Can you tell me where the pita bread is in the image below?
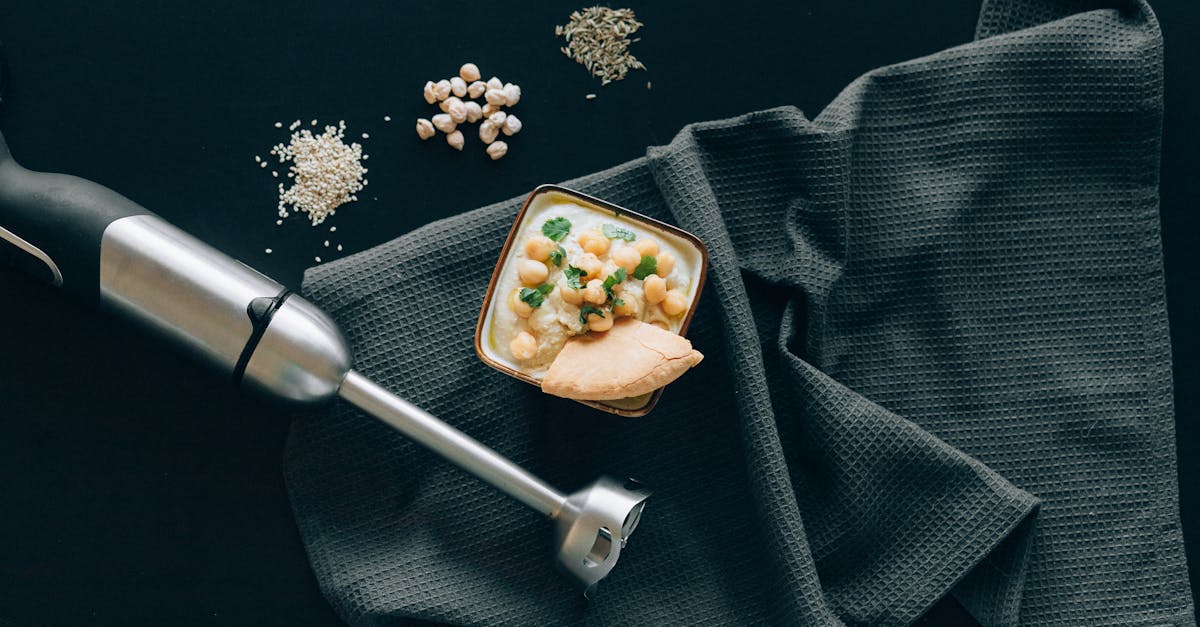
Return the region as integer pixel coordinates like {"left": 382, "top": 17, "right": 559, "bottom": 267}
{"left": 541, "top": 318, "right": 703, "bottom": 401}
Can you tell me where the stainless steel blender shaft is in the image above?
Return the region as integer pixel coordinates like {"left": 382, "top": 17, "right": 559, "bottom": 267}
{"left": 338, "top": 370, "right": 566, "bottom": 516}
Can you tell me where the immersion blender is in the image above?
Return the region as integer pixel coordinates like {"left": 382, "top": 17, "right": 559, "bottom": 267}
{"left": 0, "top": 50, "right": 648, "bottom": 592}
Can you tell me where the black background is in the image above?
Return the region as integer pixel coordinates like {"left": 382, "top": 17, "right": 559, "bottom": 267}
{"left": 0, "top": 1, "right": 1196, "bottom": 625}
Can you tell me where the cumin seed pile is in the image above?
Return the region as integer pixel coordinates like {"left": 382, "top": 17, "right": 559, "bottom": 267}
{"left": 555, "top": 6, "right": 646, "bottom": 85}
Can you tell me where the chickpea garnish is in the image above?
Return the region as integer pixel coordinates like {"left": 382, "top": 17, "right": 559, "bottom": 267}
{"left": 524, "top": 235, "right": 557, "bottom": 262}
{"left": 587, "top": 312, "right": 614, "bottom": 332}
{"left": 662, "top": 289, "right": 688, "bottom": 316}
{"left": 613, "top": 295, "right": 640, "bottom": 317}
{"left": 612, "top": 246, "right": 641, "bottom": 273}
{"left": 510, "top": 290, "right": 534, "bottom": 318}
{"left": 559, "top": 277, "right": 584, "bottom": 304}
{"left": 576, "top": 253, "right": 604, "bottom": 281}
{"left": 634, "top": 239, "right": 659, "bottom": 257}
{"left": 510, "top": 331, "right": 538, "bottom": 360}
{"left": 578, "top": 230, "right": 610, "bottom": 256}
{"left": 517, "top": 259, "right": 549, "bottom": 285}
{"left": 655, "top": 251, "right": 676, "bottom": 277}
{"left": 583, "top": 279, "right": 607, "bottom": 304}
{"left": 643, "top": 274, "right": 668, "bottom": 304}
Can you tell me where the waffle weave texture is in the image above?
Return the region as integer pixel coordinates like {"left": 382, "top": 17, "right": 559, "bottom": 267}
{"left": 284, "top": 0, "right": 1192, "bottom": 624}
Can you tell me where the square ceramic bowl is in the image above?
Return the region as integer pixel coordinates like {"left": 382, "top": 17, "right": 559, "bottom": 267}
{"left": 475, "top": 184, "right": 708, "bottom": 417}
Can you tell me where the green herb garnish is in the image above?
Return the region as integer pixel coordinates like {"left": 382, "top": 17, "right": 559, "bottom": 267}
{"left": 541, "top": 217, "right": 572, "bottom": 242}
{"left": 601, "top": 267, "right": 627, "bottom": 299}
{"left": 602, "top": 224, "right": 637, "bottom": 241}
{"left": 564, "top": 265, "right": 586, "bottom": 290}
{"left": 518, "top": 283, "right": 555, "bottom": 308}
{"left": 548, "top": 245, "right": 566, "bottom": 267}
{"left": 612, "top": 297, "right": 625, "bottom": 309}
{"left": 580, "top": 305, "right": 605, "bottom": 328}
{"left": 632, "top": 255, "right": 658, "bottom": 280}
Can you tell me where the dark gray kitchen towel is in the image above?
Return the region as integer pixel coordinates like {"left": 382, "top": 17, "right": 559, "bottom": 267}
{"left": 283, "top": 0, "right": 1192, "bottom": 624}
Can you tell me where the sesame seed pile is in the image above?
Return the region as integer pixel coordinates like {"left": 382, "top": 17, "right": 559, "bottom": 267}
{"left": 556, "top": 7, "right": 646, "bottom": 86}
{"left": 269, "top": 120, "right": 368, "bottom": 226}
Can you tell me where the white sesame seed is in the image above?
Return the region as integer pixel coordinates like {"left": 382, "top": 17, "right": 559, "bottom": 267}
{"left": 271, "top": 171, "right": 278, "bottom": 177}
{"left": 586, "top": 93, "right": 597, "bottom": 100}
{"left": 311, "top": 119, "right": 318, "bottom": 126}
{"left": 337, "top": 244, "right": 343, "bottom": 251}
{"left": 255, "top": 155, "right": 262, "bottom": 163}
{"left": 384, "top": 116, "right": 391, "bottom": 122}
{"left": 315, "top": 256, "right": 322, "bottom": 262}
{"left": 361, "top": 133, "right": 369, "bottom": 139}
{"left": 276, "top": 219, "right": 283, "bottom": 225}
{"left": 260, "top": 162, "right": 267, "bottom": 168}
{"left": 265, "top": 248, "right": 273, "bottom": 254}
{"left": 324, "top": 240, "right": 330, "bottom": 247}
{"left": 274, "top": 122, "right": 283, "bottom": 128}
{"left": 330, "top": 226, "right": 337, "bottom": 232}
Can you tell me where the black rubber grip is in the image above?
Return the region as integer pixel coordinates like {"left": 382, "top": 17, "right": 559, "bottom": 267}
{"left": 232, "top": 289, "right": 292, "bottom": 385}
{"left": 0, "top": 130, "right": 150, "bottom": 302}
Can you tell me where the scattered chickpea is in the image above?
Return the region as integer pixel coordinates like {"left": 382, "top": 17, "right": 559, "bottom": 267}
{"left": 518, "top": 259, "right": 548, "bottom": 285}
{"left": 487, "top": 141, "right": 509, "bottom": 160}
{"left": 587, "top": 312, "right": 614, "bottom": 332}
{"left": 613, "top": 295, "right": 640, "bottom": 317}
{"left": 488, "top": 111, "right": 507, "bottom": 126}
{"left": 662, "top": 289, "right": 688, "bottom": 316}
{"left": 485, "top": 89, "right": 508, "bottom": 106}
{"left": 415, "top": 118, "right": 435, "bottom": 140}
{"left": 460, "top": 63, "right": 481, "bottom": 82}
{"left": 431, "top": 114, "right": 456, "bottom": 133}
{"left": 656, "top": 251, "right": 676, "bottom": 277}
{"left": 612, "top": 247, "right": 641, "bottom": 272}
{"left": 634, "top": 239, "right": 659, "bottom": 257}
{"left": 434, "top": 79, "right": 452, "bottom": 100}
{"left": 479, "top": 120, "right": 500, "bottom": 144}
{"left": 446, "top": 98, "right": 467, "bottom": 123}
{"left": 487, "top": 76, "right": 503, "bottom": 90}
{"left": 423, "top": 81, "right": 438, "bottom": 104}
{"left": 502, "top": 83, "right": 521, "bottom": 106}
{"left": 510, "top": 331, "right": 538, "bottom": 360}
{"left": 446, "top": 130, "right": 465, "bottom": 151}
{"left": 524, "top": 235, "right": 556, "bottom": 262}
{"left": 583, "top": 279, "right": 607, "bottom": 304}
{"left": 576, "top": 253, "right": 604, "bottom": 280}
{"left": 559, "top": 278, "right": 584, "bottom": 304}
{"left": 510, "top": 290, "right": 534, "bottom": 318}
{"left": 482, "top": 103, "right": 501, "bottom": 117}
{"left": 502, "top": 115, "right": 522, "bottom": 136}
{"left": 578, "top": 230, "right": 610, "bottom": 256}
{"left": 644, "top": 275, "right": 668, "bottom": 304}
{"left": 464, "top": 101, "right": 483, "bottom": 123}
{"left": 450, "top": 76, "right": 468, "bottom": 98}
{"left": 467, "top": 81, "right": 487, "bottom": 99}
{"left": 649, "top": 319, "right": 670, "bottom": 330}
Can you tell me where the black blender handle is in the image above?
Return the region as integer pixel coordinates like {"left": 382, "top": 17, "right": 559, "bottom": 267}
{"left": 0, "top": 130, "right": 150, "bottom": 301}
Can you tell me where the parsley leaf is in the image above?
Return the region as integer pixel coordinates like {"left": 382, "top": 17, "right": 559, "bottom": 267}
{"left": 602, "top": 224, "right": 637, "bottom": 241}
{"left": 632, "top": 255, "right": 658, "bottom": 280}
{"left": 579, "top": 305, "right": 605, "bottom": 328}
{"left": 541, "top": 217, "right": 572, "bottom": 242}
{"left": 548, "top": 245, "right": 566, "bottom": 267}
{"left": 612, "top": 297, "right": 625, "bottom": 309}
{"left": 518, "top": 283, "right": 555, "bottom": 308}
{"left": 601, "top": 267, "right": 627, "bottom": 299}
{"left": 564, "top": 265, "right": 586, "bottom": 290}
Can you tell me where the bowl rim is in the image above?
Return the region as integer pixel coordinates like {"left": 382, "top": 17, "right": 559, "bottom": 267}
{"left": 473, "top": 184, "right": 710, "bottom": 417}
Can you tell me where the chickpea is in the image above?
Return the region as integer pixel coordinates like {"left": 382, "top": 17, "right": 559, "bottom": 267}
{"left": 559, "top": 279, "right": 584, "bottom": 304}
{"left": 587, "top": 312, "right": 614, "bottom": 332}
{"left": 649, "top": 319, "right": 670, "bottom": 330}
{"left": 524, "top": 235, "right": 556, "bottom": 262}
{"left": 510, "top": 331, "right": 538, "bottom": 360}
{"left": 612, "top": 246, "right": 641, "bottom": 273}
{"left": 583, "top": 279, "right": 607, "bottom": 304}
{"left": 518, "top": 259, "right": 549, "bottom": 286}
{"left": 634, "top": 239, "right": 659, "bottom": 257}
{"left": 655, "top": 251, "right": 676, "bottom": 277}
{"left": 613, "top": 295, "right": 640, "bottom": 317}
{"left": 510, "top": 290, "right": 533, "bottom": 318}
{"left": 578, "top": 230, "right": 610, "bottom": 256}
{"left": 662, "top": 290, "right": 688, "bottom": 316}
{"left": 643, "top": 275, "right": 668, "bottom": 304}
{"left": 576, "top": 253, "right": 604, "bottom": 281}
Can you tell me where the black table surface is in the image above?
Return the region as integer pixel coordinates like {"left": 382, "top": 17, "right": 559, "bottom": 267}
{"left": 0, "top": 1, "right": 1196, "bottom": 625}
